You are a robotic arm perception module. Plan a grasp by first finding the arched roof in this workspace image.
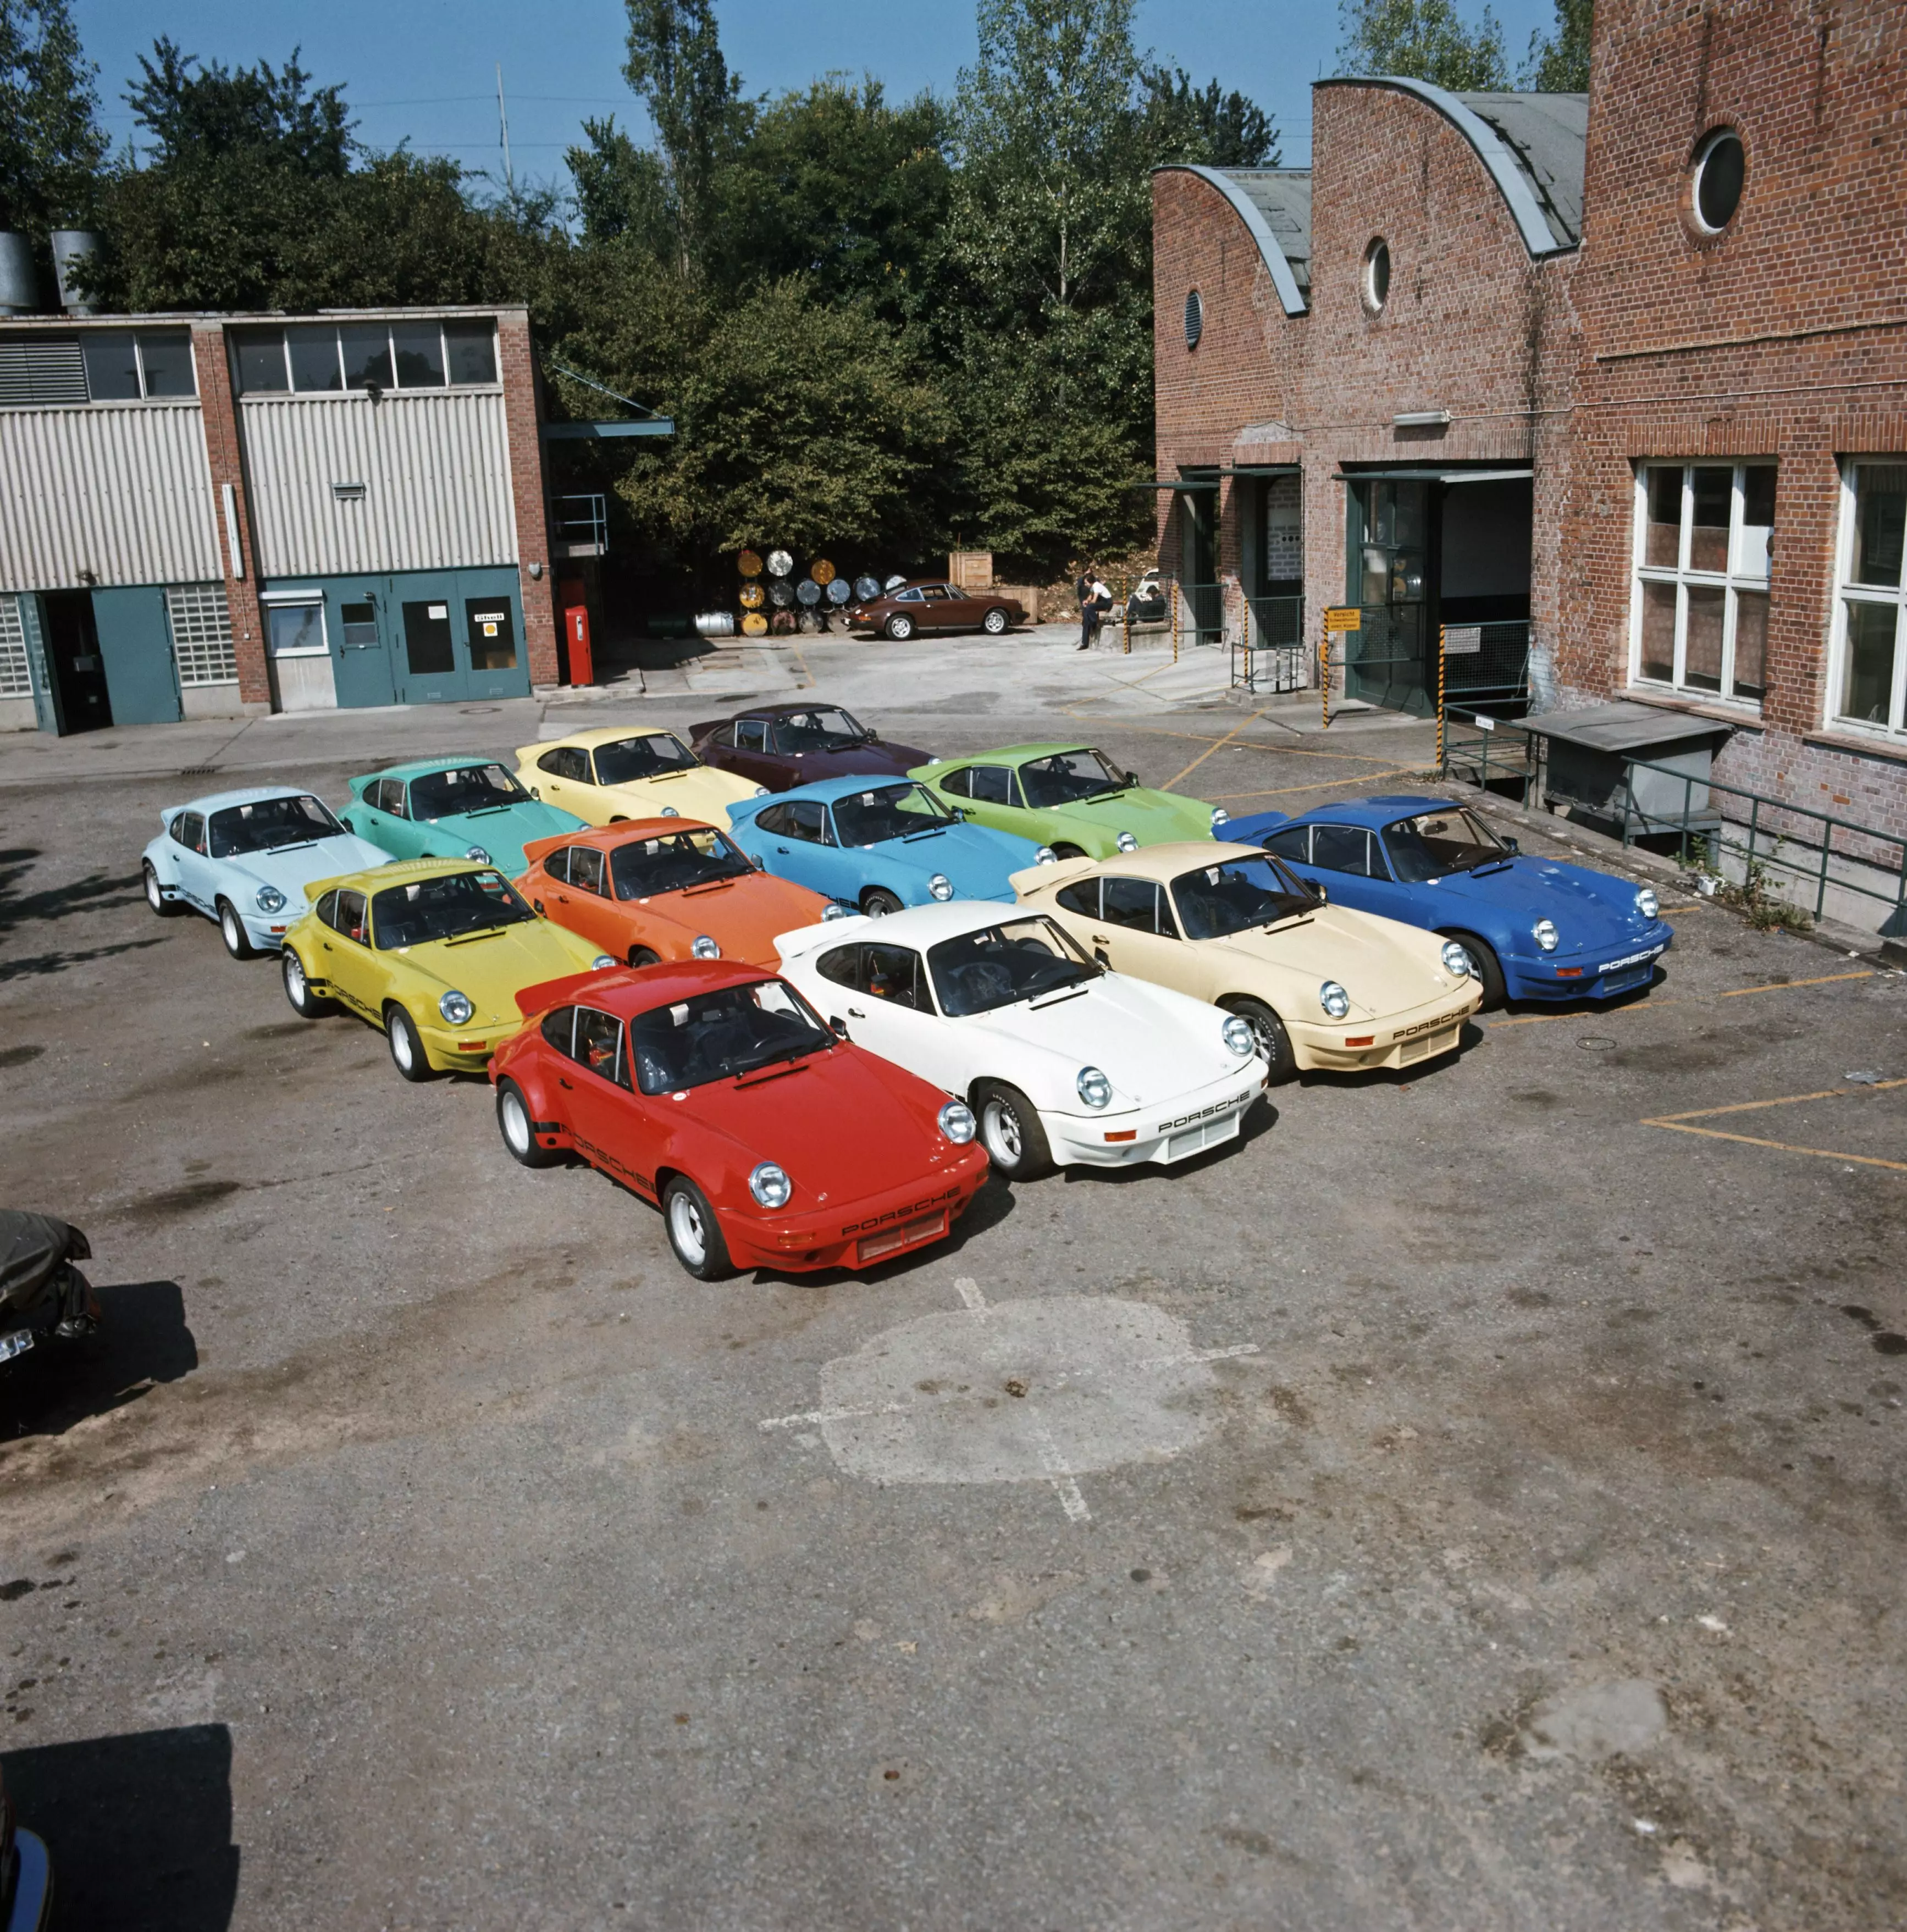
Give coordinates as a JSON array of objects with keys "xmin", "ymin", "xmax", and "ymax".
[{"xmin": 1155, "ymin": 165, "xmax": 1310, "ymax": 318}]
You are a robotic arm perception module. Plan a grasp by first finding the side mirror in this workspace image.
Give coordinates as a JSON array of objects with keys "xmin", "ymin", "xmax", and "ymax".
[
  {"xmin": 829, "ymin": 1016, "xmax": 848, "ymax": 1039},
  {"xmin": 868, "ymin": 729, "xmax": 881, "ymax": 743},
  {"xmin": 530, "ymin": 785, "xmax": 540, "ymax": 799},
  {"xmin": 1502, "ymin": 835, "xmax": 1520, "ymax": 854},
  {"xmin": 1309, "ymin": 879, "xmax": 1328, "ymax": 904},
  {"xmin": 750, "ymin": 853, "xmax": 765, "ymax": 871}
]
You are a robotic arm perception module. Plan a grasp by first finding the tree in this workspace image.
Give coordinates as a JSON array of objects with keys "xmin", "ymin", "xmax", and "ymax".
[
  {"xmin": 124, "ymin": 37, "xmax": 353, "ymax": 175},
  {"xmin": 567, "ymin": 115, "xmax": 673, "ymax": 254},
  {"xmin": 1336, "ymin": 0, "xmax": 1510, "ymax": 91},
  {"xmin": 621, "ymin": 0, "xmax": 749, "ymax": 278},
  {"xmin": 1141, "ymin": 65, "xmax": 1280, "ymax": 168},
  {"xmin": 1521, "ymin": 0, "xmax": 1591, "ymax": 91},
  {"xmin": 0, "ymin": 0, "xmax": 106, "ymax": 231}
]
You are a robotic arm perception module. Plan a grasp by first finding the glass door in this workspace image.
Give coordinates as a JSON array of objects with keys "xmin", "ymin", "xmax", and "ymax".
[
  {"xmin": 399, "ymin": 596, "xmax": 466, "ymax": 704},
  {"xmin": 465, "ymin": 597, "xmax": 520, "ymax": 700}
]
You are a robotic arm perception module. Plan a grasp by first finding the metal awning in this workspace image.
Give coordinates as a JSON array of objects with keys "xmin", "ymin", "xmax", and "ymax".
[
  {"xmin": 543, "ymin": 418, "xmax": 675, "ymax": 440},
  {"xmin": 1221, "ymin": 464, "xmax": 1300, "ymax": 477},
  {"xmin": 1521, "ymin": 701, "xmax": 1734, "ymax": 754},
  {"xmin": 1135, "ymin": 477, "xmax": 1220, "ymax": 491},
  {"xmin": 1334, "ymin": 466, "xmax": 1532, "ymax": 484}
]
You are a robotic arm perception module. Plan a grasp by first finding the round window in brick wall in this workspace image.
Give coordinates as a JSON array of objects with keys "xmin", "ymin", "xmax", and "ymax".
[
  {"xmin": 1184, "ymin": 288, "xmax": 1203, "ymax": 349},
  {"xmin": 1691, "ymin": 128, "xmax": 1745, "ymax": 232},
  {"xmin": 1362, "ymin": 238, "xmax": 1390, "ymax": 314}
]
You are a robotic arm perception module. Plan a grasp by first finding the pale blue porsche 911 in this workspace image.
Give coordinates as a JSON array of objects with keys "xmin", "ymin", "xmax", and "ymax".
[{"xmin": 140, "ymin": 786, "xmax": 394, "ymax": 959}]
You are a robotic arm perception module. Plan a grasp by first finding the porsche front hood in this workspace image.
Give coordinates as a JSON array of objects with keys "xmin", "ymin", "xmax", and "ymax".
[
  {"xmin": 1048, "ymin": 788, "xmax": 1208, "ymax": 837},
  {"xmin": 608, "ymin": 767, "xmax": 761, "ymax": 822},
  {"xmin": 1206, "ymin": 907, "xmax": 1456, "ymax": 1017},
  {"xmin": 396, "ymin": 921, "xmax": 603, "ymax": 1026},
  {"xmin": 229, "ymin": 835, "xmax": 391, "ymax": 900}
]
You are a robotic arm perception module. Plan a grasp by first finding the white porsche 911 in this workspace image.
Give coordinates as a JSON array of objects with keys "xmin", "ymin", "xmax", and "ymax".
[{"xmin": 775, "ymin": 902, "xmax": 1267, "ymax": 1180}]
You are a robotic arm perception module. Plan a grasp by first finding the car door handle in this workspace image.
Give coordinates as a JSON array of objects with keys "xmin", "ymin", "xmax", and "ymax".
[
  {"xmin": 558, "ymin": 1076, "xmax": 573, "ymax": 1089},
  {"xmin": 847, "ymin": 1007, "xmax": 865, "ymax": 1018},
  {"xmin": 776, "ymin": 846, "xmax": 790, "ymax": 854},
  {"xmin": 321, "ymin": 940, "xmax": 333, "ymax": 951},
  {"xmin": 557, "ymin": 893, "xmax": 570, "ymax": 904},
  {"xmin": 1091, "ymin": 933, "xmax": 1109, "ymax": 944}
]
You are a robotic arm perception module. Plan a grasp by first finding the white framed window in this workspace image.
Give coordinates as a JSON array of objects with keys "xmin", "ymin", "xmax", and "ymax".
[
  {"xmin": 262, "ymin": 591, "xmax": 329, "ymax": 658},
  {"xmin": 231, "ymin": 319, "xmax": 498, "ymax": 397},
  {"xmin": 164, "ymin": 583, "xmax": 237, "ymax": 687},
  {"xmin": 0, "ymin": 593, "xmax": 32, "ymax": 697},
  {"xmin": 1828, "ymin": 461, "xmax": 1906, "ymax": 738},
  {"xmin": 1630, "ymin": 462, "xmax": 1775, "ymax": 706}
]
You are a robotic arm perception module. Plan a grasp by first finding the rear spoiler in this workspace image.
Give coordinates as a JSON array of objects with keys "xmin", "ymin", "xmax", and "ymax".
[
  {"xmin": 688, "ymin": 719, "xmax": 724, "ymax": 743},
  {"xmin": 513, "ymin": 966, "xmax": 626, "ymax": 1019},
  {"xmin": 775, "ymin": 916, "xmax": 866, "ymax": 964},
  {"xmin": 1008, "ymin": 856, "xmax": 1094, "ymax": 900}
]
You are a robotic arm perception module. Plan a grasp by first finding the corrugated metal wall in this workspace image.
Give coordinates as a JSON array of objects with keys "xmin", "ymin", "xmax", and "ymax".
[
  {"xmin": 0, "ymin": 405, "xmax": 220, "ymax": 590},
  {"xmin": 240, "ymin": 391, "xmax": 518, "ymax": 578}
]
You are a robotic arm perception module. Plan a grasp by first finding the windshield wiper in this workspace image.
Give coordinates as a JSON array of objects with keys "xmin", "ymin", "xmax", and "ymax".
[
  {"xmin": 899, "ymin": 826, "xmax": 949, "ymax": 842},
  {"xmin": 444, "ymin": 923, "xmax": 513, "ymax": 945},
  {"xmin": 731, "ymin": 1038, "xmax": 829, "ymax": 1078},
  {"xmin": 465, "ymin": 802, "xmax": 520, "ymax": 817},
  {"xmin": 1028, "ymin": 981, "xmax": 1093, "ymax": 1009},
  {"xmin": 1085, "ymin": 782, "xmax": 1133, "ymax": 801}
]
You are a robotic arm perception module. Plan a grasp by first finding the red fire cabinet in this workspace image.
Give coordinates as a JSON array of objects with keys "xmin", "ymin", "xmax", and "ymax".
[{"xmin": 559, "ymin": 579, "xmax": 593, "ymax": 686}]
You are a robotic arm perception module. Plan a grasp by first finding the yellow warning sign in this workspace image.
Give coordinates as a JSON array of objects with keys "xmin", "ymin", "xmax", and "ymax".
[{"xmin": 1323, "ymin": 606, "xmax": 1362, "ymax": 633}]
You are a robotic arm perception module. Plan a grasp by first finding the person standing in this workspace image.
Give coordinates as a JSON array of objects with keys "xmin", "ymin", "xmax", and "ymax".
[{"xmin": 1076, "ymin": 563, "xmax": 1096, "ymax": 651}]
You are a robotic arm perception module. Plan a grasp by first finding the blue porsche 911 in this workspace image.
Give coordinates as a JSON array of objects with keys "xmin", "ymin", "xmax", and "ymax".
[
  {"xmin": 725, "ymin": 774, "xmax": 1047, "ymax": 915},
  {"xmin": 1223, "ymin": 795, "xmax": 1673, "ymax": 1007}
]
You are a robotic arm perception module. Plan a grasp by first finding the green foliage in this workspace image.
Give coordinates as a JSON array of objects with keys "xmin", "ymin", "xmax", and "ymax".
[
  {"xmin": 124, "ymin": 36, "xmax": 352, "ymax": 175},
  {"xmin": 1140, "ymin": 65, "xmax": 1280, "ymax": 168},
  {"xmin": 0, "ymin": 0, "xmax": 106, "ymax": 229},
  {"xmin": 1521, "ymin": 0, "xmax": 1592, "ymax": 91},
  {"xmin": 1336, "ymin": 0, "xmax": 1510, "ymax": 91}
]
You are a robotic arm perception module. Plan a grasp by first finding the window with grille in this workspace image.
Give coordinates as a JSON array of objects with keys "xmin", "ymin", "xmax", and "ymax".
[
  {"xmin": 0, "ymin": 595, "xmax": 31, "ymax": 697},
  {"xmin": 1630, "ymin": 463, "xmax": 1775, "ymax": 706},
  {"xmin": 1830, "ymin": 461, "xmax": 1907, "ymax": 738},
  {"xmin": 0, "ymin": 336, "xmax": 87, "ymax": 407},
  {"xmin": 165, "ymin": 584, "xmax": 237, "ymax": 686}
]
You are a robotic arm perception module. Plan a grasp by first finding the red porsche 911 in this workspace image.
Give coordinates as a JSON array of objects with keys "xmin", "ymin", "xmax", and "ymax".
[{"xmin": 490, "ymin": 959, "xmax": 990, "ymax": 1279}]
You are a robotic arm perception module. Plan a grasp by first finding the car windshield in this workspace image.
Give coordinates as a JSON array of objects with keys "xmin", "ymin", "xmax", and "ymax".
[
  {"xmin": 774, "ymin": 708, "xmax": 867, "ymax": 752},
  {"xmin": 208, "ymin": 794, "xmax": 343, "ymax": 856},
  {"xmin": 928, "ymin": 915, "xmax": 1099, "ymax": 1016},
  {"xmin": 610, "ymin": 827, "xmax": 754, "ymax": 897},
  {"xmin": 371, "ymin": 868, "xmax": 537, "ymax": 948},
  {"xmin": 1384, "ymin": 806, "xmax": 1506, "ymax": 883},
  {"xmin": 1018, "ymin": 748, "xmax": 1128, "ymax": 808},
  {"xmin": 593, "ymin": 733, "xmax": 698, "ymax": 784},
  {"xmin": 831, "ymin": 782, "xmax": 959, "ymax": 847},
  {"xmin": 408, "ymin": 763, "xmax": 529, "ymax": 820},
  {"xmin": 1173, "ymin": 854, "xmax": 1315, "ymax": 939},
  {"xmin": 627, "ymin": 979, "xmax": 833, "ymax": 1092}
]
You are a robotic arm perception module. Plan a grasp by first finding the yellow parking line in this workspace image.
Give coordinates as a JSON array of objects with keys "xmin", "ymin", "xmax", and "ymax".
[
  {"xmin": 1489, "ymin": 970, "xmax": 1875, "ymax": 1028},
  {"xmin": 1718, "ymin": 970, "xmax": 1874, "ymax": 997},
  {"xmin": 1641, "ymin": 1078, "xmax": 1907, "ymax": 1173},
  {"xmin": 1162, "ymin": 706, "xmax": 1272, "ymax": 791},
  {"xmin": 1212, "ymin": 766, "xmax": 1425, "ymax": 802},
  {"xmin": 1060, "ymin": 710, "xmax": 1414, "ymax": 764}
]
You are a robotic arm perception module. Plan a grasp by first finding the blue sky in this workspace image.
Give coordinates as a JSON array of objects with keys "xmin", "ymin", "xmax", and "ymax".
[{"xmin": 75, "ymin": 0, "xmax": 1563, "ymax": 191}]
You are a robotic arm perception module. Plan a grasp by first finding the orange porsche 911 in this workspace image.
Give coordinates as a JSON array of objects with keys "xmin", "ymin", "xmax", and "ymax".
[{"xmin": 515, "ymin": 818, "xmax": 841, "ymax": 970}]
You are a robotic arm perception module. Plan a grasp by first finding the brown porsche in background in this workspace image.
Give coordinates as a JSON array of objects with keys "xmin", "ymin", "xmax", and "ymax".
[{"xmin": 844, "ymin": 580, "xmax": 1026, "ymax": 641}]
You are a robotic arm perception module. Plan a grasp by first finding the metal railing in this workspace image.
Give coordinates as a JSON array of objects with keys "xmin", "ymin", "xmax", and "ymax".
[
  {"xmin": 1437, "ymin": 702, "xmax": 1907, "ymax": 931},
  {"xmin": 552, "ymin": 493, "xmax": 608, "ymax": 558},
  {"xmin": 1346, "ymin": 611, "xmax": 1532, "ymax": 715},
  {"xmin": 1232, "ymin": 595, "xmax": 1307, "ymax": 692}
]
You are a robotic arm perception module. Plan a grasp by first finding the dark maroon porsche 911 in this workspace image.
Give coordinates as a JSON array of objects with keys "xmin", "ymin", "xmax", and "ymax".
[{"xmin": 689, "ymin": 704, "xmax": 935, "ymax": 794}]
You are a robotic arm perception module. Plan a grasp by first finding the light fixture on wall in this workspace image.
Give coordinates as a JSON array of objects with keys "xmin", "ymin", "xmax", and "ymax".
[
  {"xmin": 527, "ymin": 561, "xmax": 543, "ymax": 579},
  {"xmin": 1394, "ymin": 409, "xmax": 1451, "ymax": 429}
]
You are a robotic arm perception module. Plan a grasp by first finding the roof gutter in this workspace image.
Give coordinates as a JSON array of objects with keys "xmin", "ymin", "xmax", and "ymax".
[{"xmin": 1155, "ymin": 165, "xmax": 1308, "ymax": 317}]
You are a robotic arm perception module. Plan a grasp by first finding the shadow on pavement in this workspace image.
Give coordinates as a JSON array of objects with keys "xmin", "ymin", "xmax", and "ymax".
[
  {"xmin": 1, "ymin": 1280, "xmax": 198, "ymax": 1440},
  {"xmin": 3, "ymin": 1723, "xmax": 239, "ymax": 1930}
]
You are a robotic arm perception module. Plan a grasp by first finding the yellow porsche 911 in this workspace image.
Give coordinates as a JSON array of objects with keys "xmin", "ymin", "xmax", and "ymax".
[
  {"xmin": 279, "ymin": 858, "xmax": 614, "ymax": 1081},
  {"xmin": 514, "ymin": 726, "xmax": 764, "ymax": 830},
  {"xmin": 1014, "ymin": 842, "xmax": 1482, "ymax": 1082}
]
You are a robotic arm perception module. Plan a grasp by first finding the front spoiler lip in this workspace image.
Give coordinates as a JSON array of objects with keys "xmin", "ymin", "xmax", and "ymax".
[
  {"xmin": 1286, "ymin": 990, "xmax": 1481, "ymax": 1069},
  {"xmin": 1041, "ymin": 1068, "xmax": 1265, "ymax": 1166},
  {"xmin": 724, "ymin": 1150, "xmax": 990, "ymax": 1269}
]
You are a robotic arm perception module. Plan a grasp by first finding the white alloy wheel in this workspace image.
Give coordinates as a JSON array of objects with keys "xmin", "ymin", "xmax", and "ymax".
[
  {"xmin": 501, "ymin": 1087, "xmax": 532, "ymax": 1155},
  {"xmin": 143, "ymin": 863, "xmax": 165, "ymax": 914},
  {"xmin": 218, "ymin": 900, "xmax": 253, "ymax": 959},
  {"xmin": 982, "ymin": 1094, "xmax": 1024, "ymax": 1165},
  {"xmin": 983, "ymin": 607, "xmax": 1009, "ymax": 634},
  {"xmin": 284, "ymin": 950, "xmax": 306, "ymax": 1007},
  {"xmin": 668, "ymin": 1189, "xmax": 707, "ymax": 1266}
]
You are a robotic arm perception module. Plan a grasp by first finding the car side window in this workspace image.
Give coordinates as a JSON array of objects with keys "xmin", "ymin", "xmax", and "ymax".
[
  {"xmin": 896, "ymin": 588, "xmax": 924, "ymax": 604},
  {"xmin": 543, "ymin": 847, "xmax": 571, "ymax": 885},
  {"xmin": 786, "ymin": 800, "xmax": 828, "ymax": 844},
  {"xmin": 564, "ymin": 747, "xmax": 594, "ymax": 783},
  {"xmin": 172, "ymin": 812, "xmax": 202, "ymax": 852},
  {"xmin": 1056, "ymin": 879, "xmax": 1099, "ymax": 917},
  {"xmin": 333, "ymin": 889, "xmax": 368, "ymax": 944},
  {"xmin": 314, "ymin": 889, "xmax": 340, "ymax": 929},
  {"xmin": 1103, "ymin": 876, "xmax": 1170, "ymax": 934},
  {"xmin": 754, "ymin": 803, "xmax": 791, "ymax": 837},
  {"xmin": 938, "ymin": 768, "xmax": 972, "ymax": 799},
  {"xmin": 921, "ymin": 586, "xmax": 950, "ymax": 602},
  {"xmin": 541, "ymin": 1006, "xmax": 576, "ymax": 1056},
  {"xmin": 710, "ymin": 723, "xmax": 736, "ymax": 748},
  {"xmin": 1311, "ymin": 826, "xmax": 1375, "ymax": 877},
  {"xmin": 537, "ymin": 749, "xmax": 566, "ymax": 778},
  {"xmin": 1261, "ymin": 826, "xmax": 1309, "ymax": 862},
  {"xmin": 968, "ymin": 766, "xmax": 1013, "ymax": 806},
  {"xmin": 569, "ymin": 846, "xmax": 607, "ymax": 895},
  {"xmin": 736, "ymin": 718, "xmax": 769, "ymax": 752},
  {"xmin": 864, "ymin": 943, "xmax": 928, "ymax": 1011},
  {"xmin": 816, "ymin": 945, "xmax": 860, "ymax": 988},
  {"xmin": 574, "ymin": 1006, "xmax": 625, "ymax": 1085}
]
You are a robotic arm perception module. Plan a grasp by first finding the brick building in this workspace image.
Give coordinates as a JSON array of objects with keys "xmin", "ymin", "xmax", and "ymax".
[
  {"xmin": 0, "ymin": 305, "xmax": 646, "ymax": 733},
  {"xmin": 1152, "ymin": 0, "xmax": 1907, "ymax": 837}
]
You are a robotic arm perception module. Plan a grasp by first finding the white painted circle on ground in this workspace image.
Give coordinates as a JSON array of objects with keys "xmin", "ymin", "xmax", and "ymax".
[{"xmin": 817, "ymin": 1295, "xmax": 1218, "ymax": 1489}]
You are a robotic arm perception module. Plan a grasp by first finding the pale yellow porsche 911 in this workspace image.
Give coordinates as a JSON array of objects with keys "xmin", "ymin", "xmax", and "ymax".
[
  {"xmin": 515, "ymin": 726, "xmax": 764, "ymax": 830},
  {"xmin": 1013, "ymin": 842, "xmax": 1482, "ymax": 1081}
]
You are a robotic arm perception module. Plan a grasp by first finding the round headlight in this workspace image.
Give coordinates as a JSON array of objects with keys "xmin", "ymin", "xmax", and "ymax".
[
  {"xmin": 822, "ymin": 902, "xmax": 852, "ymax": 921},
  {"xmin": 438, "ymin": 989, "xmax": 474, "ymax": 1026},
  {"xmin": 1533, "ymin": 917, "xmax": 1560, "ymax": 953},
  {"xmin": 754, "ymin": 787, "xmax": 770, "ymax": 798},
  {"xmin": 928, "ymin": 873, "xmax": 954, "ymax": 901},
  {"xmin": 938, "ymin": 1100, "xmax": 976, "ymax": 1144},
  {"xmin": 1223, "ymin": 1015, "xmax": 1255, "ymax": 1056},
  {"xmin": 1210, "ymin": 807, "xmax": 1230, "ymax": 828},
  {"xmin": 660, "ymin": 806, "xmax": 680, "ymax": 818},
  {"xmin": 465, "ymin": 844, "xmax": 491, "ymax": 863},
  {"xmin": 592, "ymin": 954, "xmax": 617, "ymax": 970},
  {"xmin": 692, "ymin": 935, "xmax": 720, "ymax": 959},
  {"xmin": 1116, "ymin": 831, "xmax": 1139, "ymax": 853},
  {"xmin": 1441, "ymin": 939, "xmax": 1472, "ymax": 978},
  {"xmin": 1635, "ymin": 887, "xmax": 1660, "ymax": 920},
  {"xmin": 1319, "ymin": 980, "xmax": 1351, "ymax": 1020},
  {"xmin": 255, "ymin": 885, "xmax": 286, "ymax": 914},
  {"xmin": 1076, "ymin": 1066, "xmax": 1112, "ymax": 1109},
  {"xmin": 748, "ymin": 1161, "xmax": 792, "ymax": 1209},
  {"xmin": 1035, "ymin": 845, "xmax": 1058, "ymax": 865}
]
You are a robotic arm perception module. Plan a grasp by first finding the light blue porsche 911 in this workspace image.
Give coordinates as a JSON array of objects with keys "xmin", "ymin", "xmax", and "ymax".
[
  {"xmin": 140, "ymin": 786, "xmax": 394, "ymax": 959},
  {"xmin": 724, "ymin": 774, "xmax": 1048, "ymax": 915}
]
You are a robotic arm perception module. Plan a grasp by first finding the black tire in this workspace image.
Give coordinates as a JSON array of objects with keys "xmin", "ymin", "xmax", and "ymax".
[
  {"xmin": 982, "ymin": 606, "xmax": 1010, "ymax": 635},
  {"xmin": 1445, "ymin": 931, "xmax": 1507, "ymax": 1010},
  {"xmin": 1050, "ymin": 843, "xmax": 1087, "ymax": 861},
  {"xmin": 217, "ymin": 898, "xmax": 255, "ymax": 961},
  {"xmin": 496, "ymin": 1078, "xmax": 560, "ymax": 1169},
  {"xmin": 885, "ymin": 613, "xmax": 916, "ymax": 641},
  {"xmin": 662, "ymin": 1176, "xmax": 733, "ymax": 1281},
  {"xmin": 142, "ymin": 861, "xmax": 180, "ymax": 917},
  {"xmin": 628, "ymin": 945, "xmax": 662, "ymax": 968},
  {"xmin": 1220, "ymin": 995, "xmax": 1297, "ymax": 1085},
  {"xmin": 973, "ymin": 1081, "xmax": 1054, "ymax": 1182},
  {"xmin": 385, "ymin": 1003, "xmax": 435, "ymax": 1082},
  {"xmin": 860, "ymin": 887, "xmax": 905, "ymax": 917},
  {"xmin": 281, "ymin": 946, "xmax": 336, "ymax": 1018}
]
